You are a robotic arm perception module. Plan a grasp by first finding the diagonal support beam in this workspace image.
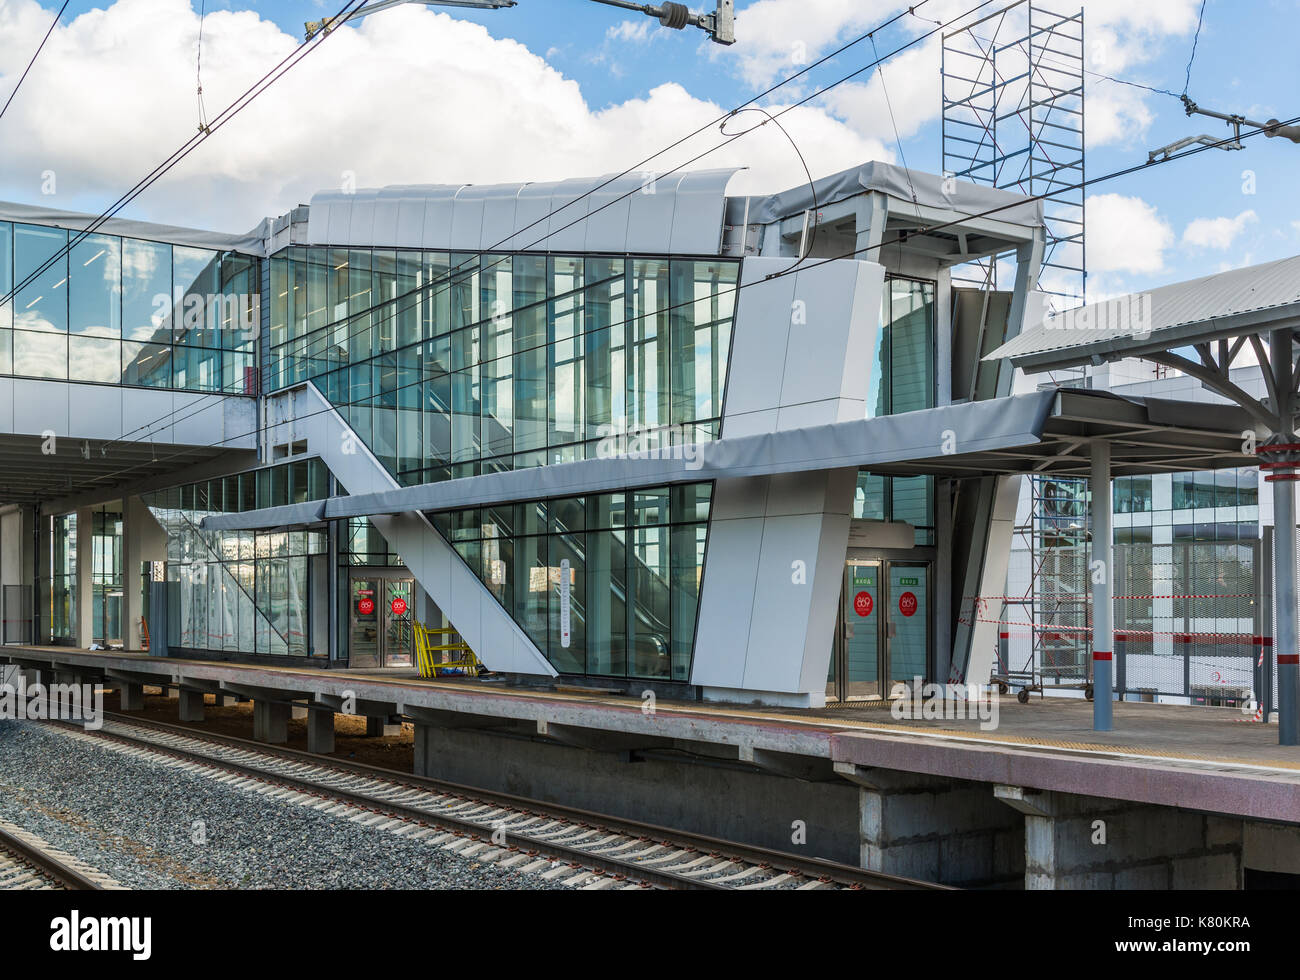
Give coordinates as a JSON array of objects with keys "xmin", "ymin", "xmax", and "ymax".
[{"xmin": 1144, "ymin": 352, "xmax": 1279, "ymax": 430}]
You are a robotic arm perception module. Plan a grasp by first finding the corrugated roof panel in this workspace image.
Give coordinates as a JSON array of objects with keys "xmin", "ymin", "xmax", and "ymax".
[{"xmin": 989, "ymin": 253, "xmax": 1300, "ymax": 366}]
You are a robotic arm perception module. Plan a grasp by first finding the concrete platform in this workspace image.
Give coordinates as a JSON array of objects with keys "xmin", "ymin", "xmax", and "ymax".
[{"xmin": 4, "ymin": 645, "xmax": 1298, "ymax": 824}]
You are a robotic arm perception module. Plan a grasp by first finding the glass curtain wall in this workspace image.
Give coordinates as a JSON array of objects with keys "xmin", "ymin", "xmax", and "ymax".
[
  {"xmin": 431, "ymin": 484, "xmax": 712, "ymax": 681},
  {"xmin": 857, "ymin": 277, "xmax": 938, "ymax": 545},
  {"xmin": 144, "ymin": 459, "xmax": 331, "ymax": 658},
  {"xmin": 91, "ymin": 508, "xmax": 123, "ymax": 645},
  {"xmin": 0, "ymin": 221, "xmax": 259, "ymax": 391},
  {"xmin": 47, "ymin": 513, "xmax": 77, "ymax": 644},
  {"xmin": 268, "ymin": 249, "xmax": 739, "ymax": 487}
]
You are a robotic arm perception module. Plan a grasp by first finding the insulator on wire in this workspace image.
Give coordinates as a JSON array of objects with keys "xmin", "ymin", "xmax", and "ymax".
[{"xmin": 658, "ymin": 2, "xmax": 690, "ymax": 30}]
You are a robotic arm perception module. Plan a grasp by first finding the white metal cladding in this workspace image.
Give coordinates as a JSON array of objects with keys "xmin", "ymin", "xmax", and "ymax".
[
  {"xmin": 305, "ymin": 169, "xmax": 741, "ymax": 255},
  {"xmin": 989, "ymin": 252, "xmax": 1300, "ymax": 368}
]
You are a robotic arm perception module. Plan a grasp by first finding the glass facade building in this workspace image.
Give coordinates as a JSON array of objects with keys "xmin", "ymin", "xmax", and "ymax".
[
  {"xmin": 269, "ymin": 248, "xmax": 740, "ymax": 486},
  {"xmin": 855, "ymin": 277, "xmax": 938, "ymax": 545},
  {"xmin": 144, "ymin": 459, "xmax": 333, "ymax": 658},
  {"xmin": 0, "ymin": 220, "xmax": 259, "ymax": 391},
  {"xmin": 431, "ymin": 484, "xmax": 712, "ymax": 681}
]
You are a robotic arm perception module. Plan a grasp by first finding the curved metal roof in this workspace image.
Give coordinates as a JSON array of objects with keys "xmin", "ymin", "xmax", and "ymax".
[{"xmin": 305, "ymin": 169, "xmax": 741, "ymax": 256}]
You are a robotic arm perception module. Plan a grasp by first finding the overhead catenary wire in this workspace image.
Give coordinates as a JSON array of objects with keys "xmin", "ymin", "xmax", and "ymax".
[
  {"xmin": 0, "ymin": 0, "xmax": 71, "ymax": 126},
  {"xmin": 92, "ymin": 0, "xmax": 997, "ymax": 454},
  {"xmin": 0, "ymin": 0, "xmax": 370, "ymax": 318},
  {"xmin": 1183, "ymin": 0, "xmax": 1209, "ymax": 97},
  {"xmin": 57, "ymin": 112, "xmax": 1300, "ymax": 505}
]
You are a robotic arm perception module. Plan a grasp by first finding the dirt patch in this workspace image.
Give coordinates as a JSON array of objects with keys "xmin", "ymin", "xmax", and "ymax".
[{"xmin": 101, "ymin": 689, "xmax": 416, "ymax": 772}]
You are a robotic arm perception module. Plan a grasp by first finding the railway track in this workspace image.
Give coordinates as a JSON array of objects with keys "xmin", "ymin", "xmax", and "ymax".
[
  {"xmin": 0, "ymin": 818, "xmax": 118, "ymax": 890},
  {"xmin": 52, "ymin": 713, "xmax": 948, "ymax": 891}
]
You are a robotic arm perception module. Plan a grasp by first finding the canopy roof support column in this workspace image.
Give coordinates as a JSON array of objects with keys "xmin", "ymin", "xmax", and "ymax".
[
  {"xmin": 1269, "ymin": 329, "xmax": 1299, "ymax": 746},
  {"xmin": 1090, "ymin": 441, "xmax": 1114, "ymax": 732}
]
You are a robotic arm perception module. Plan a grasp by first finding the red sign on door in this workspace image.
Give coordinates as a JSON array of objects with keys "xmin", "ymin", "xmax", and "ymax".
[
  {"xmin": 853, "ymin": 591, "xmax": 873, "ymax": 617},
  {"xmin": 391, "ymin": 597, "xmax": 408, "ymax": 617},
  {"xmin": 899, "ymin": 592, "xmax": 918, "ymax": 618},
  {"xmin": 357, "ymin": 598, "xmax": 375, "ymax": 616}
]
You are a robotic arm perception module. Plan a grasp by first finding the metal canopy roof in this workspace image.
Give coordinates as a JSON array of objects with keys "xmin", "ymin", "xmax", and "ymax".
[
  {"xmin": 202, "ymin": 389, "xmax": 1254, "ymax": 532},
  {"xmin": 0, "ymin": 437, "xmax": 254, "ymax": 509},
  {"xmin": 987, "ymin": 253, "xmax": 1300, "ymax": 372},
  {"xmin": 867, "ymin": 389, "xmax": 1255, "ymax": 481}
]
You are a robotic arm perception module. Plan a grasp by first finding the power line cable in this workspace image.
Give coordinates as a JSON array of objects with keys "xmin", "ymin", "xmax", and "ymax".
[
  {"xmin": 0, "ymin": 0, "xmax": 368, "ymax": 316},
  {"xmin": 58, "ymin": 113, "xmax": 1300, "ymax": 504},
  {"xmin": 93, "ymin": 0, "xmax": 1000, "ymax": 451},
  {"xmin": 1184, "ymin": 0, "xmax": 1209, "ymax": 96},
  {"xmin": 0, "ymin": 0, "xmax": 70, "ymax": 126}
]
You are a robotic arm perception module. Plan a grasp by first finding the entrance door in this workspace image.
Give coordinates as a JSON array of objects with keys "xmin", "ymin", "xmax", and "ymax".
[
  {"xmin": 349, "ymin": 575, "xmax": 415, "ymax": 668},
  {"xmin": 381, "ymin": 579, "xmax": 414, "ymax": 668},
  {"xmin": 827, "ymin": 560, "xmax": 931, "ymax": 701},
  {"xmin": 349, "ymin": 578, "xmax": 381, "ymax": 668}
]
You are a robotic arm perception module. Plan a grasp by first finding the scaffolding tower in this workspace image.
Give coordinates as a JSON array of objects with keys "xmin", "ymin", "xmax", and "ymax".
[{"xmin": 941, "ymin": 1, "xmax": 1086, "ymax": 307}]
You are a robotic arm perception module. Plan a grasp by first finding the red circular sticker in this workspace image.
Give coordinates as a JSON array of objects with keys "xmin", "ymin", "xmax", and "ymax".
[
  {"xmin": 853, "ymin": 591, "xmax": 873, "ymax": 617},
  {"xmin": 391, "ymin": 597, "xmax": 408, "ymax": 617},
  {"xmin": 357, "ymin": 598, "xmax": 375, "ymax": 616},
  {"xmin": 899, "ymin": 592, "xmax": 918, "ymax": 618}
]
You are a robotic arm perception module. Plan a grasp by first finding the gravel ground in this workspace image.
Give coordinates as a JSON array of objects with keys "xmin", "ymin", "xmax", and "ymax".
[{"xmin": 0, "ymin": 721, "xmax": 567, "ymax": 890}]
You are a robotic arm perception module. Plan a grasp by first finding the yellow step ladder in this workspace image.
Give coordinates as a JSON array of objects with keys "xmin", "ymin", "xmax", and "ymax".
[{"xmin": 414, "ymin": 623, "xmax": 484, "ymax": 679}]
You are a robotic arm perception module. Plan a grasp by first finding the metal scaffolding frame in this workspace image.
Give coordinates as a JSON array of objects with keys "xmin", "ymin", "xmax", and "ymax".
[{"xmin": 941, "ymin": 0, "xmax": 1086, "ymax": 307}]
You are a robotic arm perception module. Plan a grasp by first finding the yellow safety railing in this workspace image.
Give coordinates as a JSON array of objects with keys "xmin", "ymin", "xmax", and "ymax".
[{"xmin": 414, "ymin": 622, "xmax": 484, "ymax": 679}]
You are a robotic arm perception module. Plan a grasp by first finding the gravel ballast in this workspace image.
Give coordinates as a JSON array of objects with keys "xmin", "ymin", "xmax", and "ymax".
[{"xmin": 0, "ymin": 721, "xmax": 567, "ymax": 890}]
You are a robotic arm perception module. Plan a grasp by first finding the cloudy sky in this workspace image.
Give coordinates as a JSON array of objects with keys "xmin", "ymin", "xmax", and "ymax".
[{"xmin": 0, "ymin": 0, "xmax": 1297, "ymax": 303}]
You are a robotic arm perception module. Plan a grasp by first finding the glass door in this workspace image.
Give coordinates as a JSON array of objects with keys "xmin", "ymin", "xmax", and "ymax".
[
  {"xmin": 828, "ymin": 561, "xmax": 882, "ymax": 701},
  {"xmin": 382, "ymin": 579, "xmax": 415, "ymax": 667},
  {"xmin": 886, "ymin": 564, "xmax": 930, "ymax": 694},
  {"xmin": 349, "ymin": 578, "xmax": 381, "ymax": 668},
  {"xmin": 828, "ymin": 560, "xmax": 931, "ymax": 701}
]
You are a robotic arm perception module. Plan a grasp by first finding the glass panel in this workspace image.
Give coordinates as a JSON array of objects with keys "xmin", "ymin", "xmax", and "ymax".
[
  {"xmin": 888, "ymin": 565, "xmax": 929, "ymax": 690},
  {"xmin": 14, "ymin": 223, "xmax": 68, "ymax": 333},
  {"xmin": 69, "ymin": 235, "xmax": 121, "ymax": 337},
  {"xmin": 69, "ymin": 336, "xmax": 121, "ymax": 384},
  {"xmin": 844, "ymin": 564, "xmax": 880, "ymax": 698},
  {"xmin": 14, "ymin": 330, "xmax": 67, "ymax": 379},
  {"xmin": 122, "ymin": 239, "xmax": 173, "ymax": 346}
]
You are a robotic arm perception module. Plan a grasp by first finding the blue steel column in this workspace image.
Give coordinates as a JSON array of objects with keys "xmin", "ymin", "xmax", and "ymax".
[
  {"xmin": 1272, "ymin": 329, "xmax": 1298, "ymax": 746},
  {"xmin": 1273, "ymin": 476, "xmax": 1298, "ymax": 744},
  {"xmin": 1091, "ymin": 441, "xmax": 1114, "ymax": 731}
]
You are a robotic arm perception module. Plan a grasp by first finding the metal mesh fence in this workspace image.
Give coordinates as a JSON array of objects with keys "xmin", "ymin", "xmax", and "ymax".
[{"xmin": 990, "ymin": 540, "xmax": 1265, "ymax": 704}]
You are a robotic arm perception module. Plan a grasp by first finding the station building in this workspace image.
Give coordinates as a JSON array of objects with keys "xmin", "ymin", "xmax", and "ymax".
[{"xmin": 0, "ymin": 161, "xmax": 1257, "ymax": 708}]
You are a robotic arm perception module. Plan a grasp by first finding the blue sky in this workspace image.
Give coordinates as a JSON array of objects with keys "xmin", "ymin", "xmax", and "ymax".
[{"xmin": 0, "ymin": 0, "xmax": 1297, "ymax": 303}]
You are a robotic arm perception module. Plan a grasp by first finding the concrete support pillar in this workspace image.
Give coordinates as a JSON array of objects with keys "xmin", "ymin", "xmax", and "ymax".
[
  {"xmin": 837, "ymin": 763, "xmax": 1024, "ymax": 887},
  {"xmin": 366, "ymin": 716, "xmax": 402, "ymax": 738},
  {"xmin": 996, "ymin": 785, "xmax": 1243, "ymax": 889},
  {"xmin": 178, "ymin": 689, "xmax": 205, "ymax": 723},
  {"xmin": 1091, "ymin": 441, "xmax": 1114, "ymax": 731},
  {"xmin": 253, "ymin": 701, "xmax": 289, "ymax": 744},
  {"xmin": 75, "ymin": 506, "xmax": 94, "ymax": 648},
  {"xmin": 119, "ymin": 681, "xmax": 144, "ymax": 711},
  {"xmin": 413, "ymin": 722, "xmax": 432, "ymax": 776},
  {"xmin": 307, "ymin": 708, "xmax": 335, "ymax": 755}
]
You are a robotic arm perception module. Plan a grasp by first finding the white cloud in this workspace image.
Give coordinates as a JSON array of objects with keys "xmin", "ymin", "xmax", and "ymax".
[
  {"xmin": 721, "ymin": 0, "xmax": 1203, "ymax": 150},
  {"xmin": 1182, "ymin": 210, "xmax": 1259, "ymax": 251},
  {"xmin": 606, "ymin": 20, "xmax": 652, "ymax": 43},
  {"xmin": 1086, "ymin": 193, "xmax": 1174, "ymax": 274},
  {"xmin": 0, "ymin": 0, "xmax": 888, "ymax": 232}
]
